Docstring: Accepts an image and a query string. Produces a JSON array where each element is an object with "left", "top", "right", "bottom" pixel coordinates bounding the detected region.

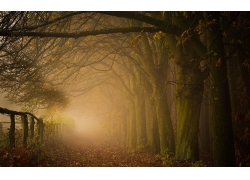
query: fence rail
[{"left": 0, "top": 107, "right": 54, "bottom": 147}]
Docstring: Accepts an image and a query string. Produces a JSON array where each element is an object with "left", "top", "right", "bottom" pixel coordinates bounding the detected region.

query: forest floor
[
  {"left": 38, "top": 135, "right": 213, "bottom": 167},
  {"left": 0, "top": 134, "right": 212, "bottom": 167}
]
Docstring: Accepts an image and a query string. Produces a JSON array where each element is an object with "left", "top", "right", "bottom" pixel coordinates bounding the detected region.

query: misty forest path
[{"left": 44, "top": 136, "right": 163, "bottom": 167}]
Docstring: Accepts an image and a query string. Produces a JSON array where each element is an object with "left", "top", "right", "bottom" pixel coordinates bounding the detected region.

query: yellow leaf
[
  {"left": 215, "top": 58, "right": 221, "bottom": 67},
  {"left": 131, "top": 35, "right": 141, "bottom": 46}
]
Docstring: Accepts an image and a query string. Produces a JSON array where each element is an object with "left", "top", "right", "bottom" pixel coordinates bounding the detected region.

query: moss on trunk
[
  {"left": 127, "top": 100, "right": 137, "bottom": 149},
  {"left": 165, "top": 34, "right": 204, "bottom": 161},
  {"left": 153, "top": 82, "right": 175, "bottom": 154}
]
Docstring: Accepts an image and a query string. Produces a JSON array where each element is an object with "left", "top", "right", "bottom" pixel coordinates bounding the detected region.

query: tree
[{"left": 2, "top": 11, "right": 248, "bottom": 166}]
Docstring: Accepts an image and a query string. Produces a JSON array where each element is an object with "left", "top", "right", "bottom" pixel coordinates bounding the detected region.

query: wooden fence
[{"left": 0, "top": 107, "right": 63, "bottom": 148}]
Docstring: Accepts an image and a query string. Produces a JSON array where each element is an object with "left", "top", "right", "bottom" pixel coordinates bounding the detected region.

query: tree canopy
[{"left": 1, "top": 11, "right": 250, "bottom": 166}]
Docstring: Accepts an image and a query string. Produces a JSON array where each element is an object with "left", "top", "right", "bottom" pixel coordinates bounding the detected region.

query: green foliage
[
  {"left": 154, "top": 148, "right": 207, "bottom": 167},
  {"left": 43, "top": 112, "right": 75, "bottom": 127},
  {"left": 0, "top": 143, "right": 47, "bottom": 167},
  {"left": 155, "top": 148, "right": 175, "bottom": 167},
  {"left": 136, "top": 143, "right": 150, "bottom": 153},
  {"left": 191, "top": 160, "right": 205, "bottom": 167},
  {"left": 54, "top": 113, "right": 75, "bottom": 126}
]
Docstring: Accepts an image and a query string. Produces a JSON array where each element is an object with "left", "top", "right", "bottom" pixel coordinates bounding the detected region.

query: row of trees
[{"left": 1, "top": 12, "right": 250, "bottom": 166}]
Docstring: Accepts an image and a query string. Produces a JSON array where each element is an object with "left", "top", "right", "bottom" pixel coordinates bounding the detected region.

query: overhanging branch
[
  {"left": 0, "top": 27, "right": 166, "bottom": 39},
  {"left": 99, "top": 11, "right": 184, "bottom": 36}
]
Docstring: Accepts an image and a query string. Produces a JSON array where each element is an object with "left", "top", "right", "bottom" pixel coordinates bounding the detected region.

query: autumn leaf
[
  {"left": 177, "top": 30, "right": 193, "bottom": 47},
  {"left": 183, "top": 12, "right": 189, "bottom": 18},
  {"left": 131, "top": 35, "right": 141, "bottom": 46},
  {"left": 215, "top": 58, "right": 221, "bottom": 67},
  {"left": 242, "top": 59, "right": 249, "bottom": 69},
  {"left": 154, "top": 31, "right": 166, "bottom": 40}
]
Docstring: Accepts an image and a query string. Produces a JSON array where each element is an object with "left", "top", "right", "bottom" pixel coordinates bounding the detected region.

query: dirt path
[
  {"left": 1, "top": 135, "right": 210, "bottom": 167},
  {"left": 44, "top": 137, "right": 163, "bottom": 167}
]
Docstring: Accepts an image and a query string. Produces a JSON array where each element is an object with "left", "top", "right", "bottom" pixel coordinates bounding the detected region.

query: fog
[
  {"left": 64, "top": 100, "right": 104, "bottom": 142},
  {"left": 0, "top": 96, "right": 21, "bottom": 111},
  {"left": 0, "top": 83, "right": 123, "bottom": 147},
  {"left": 0, "top": 96, "right": 21, "bottom": 122},
  {"left": 2, "top": 11, "right": 250, "bottom": 167},
  {"left": 62, "top": 85, "right": 121, "bottom": 145}
]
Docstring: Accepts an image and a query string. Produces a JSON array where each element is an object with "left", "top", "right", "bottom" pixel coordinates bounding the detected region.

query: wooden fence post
[
  {"left": 30, "top": 116, "right": 34, "bottom": 139},
  {"left": 1, "top": 108, "right": 45, "bottom": 147},
  {"left": 22, "top": 114, "right": 28, "bottom": 147},
  {"left": 61, "top": 123, "right": 63, "bottom": 135},
  {"left": 58, "top": 123, "right": 62, "bottom": 138},
  {"left": 0, "top": 123, "right": 3, "bottom": 137},
  {"left": 52, "top": 124, "right": 54, "bottom": 136},
  {"left": 56, "top": 124, "right": 59, "bottom": 138},
  {"left": 9, "top": 114, "right": 15, "bottom": 147},
  {"left": 37, "top": 119, "right": 41, "bottom": 139},
  {"left": 40, "top": 119, "right": 44, "bottom": 142}
]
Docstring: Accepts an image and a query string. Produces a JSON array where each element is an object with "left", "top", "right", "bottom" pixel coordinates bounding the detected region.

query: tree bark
[
  {"left": 127, "top": 99, "right": 137, "bottom": 149},
  {"left": 207, "top": 12, "right": 236, "bottom": 166},
  {"left": 22, "top": 115, "right": 28, "bottom": 147},
  {"left": 139, "top": 35, "right": 175, "bottom": 154},
  {"left": 30, "top": 116, "right": 35, "bottom": 139},
  {"left": 146, "top": 95, "right": 161, "bottom": 153},
  {"left": 164, "top": 34, "right": 204, "bottom": 161},
  {"left": 9, "top": 114, "right": 15, "bottom": 147},
  {"left": 134, "top": 91, "right": 147, "bottom": 150}
]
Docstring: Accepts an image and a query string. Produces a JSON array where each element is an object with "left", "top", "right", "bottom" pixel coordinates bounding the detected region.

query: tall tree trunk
[
  {"left": 224, "top": 21, "right": 240, "bottom": 116},
  {"left": 237, "top": 50, "right": 250, "bottom": 114},
  {"left": 131, "top": 70, "right": 148, "bottom": 151},
  {"left": 135, "top": 92, "right": 147, "bottom": 150},
  {"left": 235, "top": 12, "right": 250, "bottom": 115},
  {"left": 227, "top": 56, "right": 240, "bottom": 116},
  {"left": 199, "top": 81, "right": 211, "bottom": 153},
  {"left": 165, "top": 35, "right": 204, "bottom": 161},
  {"left": 127, "top": 99, "right": 137, "bottom": 149},
  {"left": 152, "top": 81, "right": 175, "bottom": 154},
  {"left": 138, "top": 35, "right": 175, "bottom": 154},
  {"left": 207, "top": 12, "right": 235, "bottom": 166},
  {"left": 146, "top": 95, "right": 160, "bottom": 153},
  {"left": 121, "top": 112, "right": 127, "bottom": 147}
]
